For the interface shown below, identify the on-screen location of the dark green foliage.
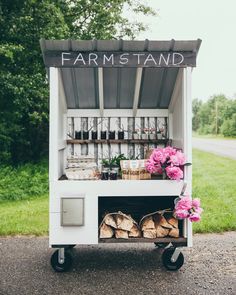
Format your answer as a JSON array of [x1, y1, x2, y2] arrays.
[[192, 98, 202, 131], [221, 114, 236, 137], [0, 0, 156, 165], [0, 159, 48, 201], [101, 153, 128, 168], [192, 95, 236, 137]]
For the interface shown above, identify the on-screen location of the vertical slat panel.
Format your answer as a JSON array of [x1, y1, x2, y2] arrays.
[[66, 114, 169, 163], [81, 117, 88, 155], [128, 117, 134, 158], [120, 117, 127, 156], [88, 117, 94, 157], [140, 117, 144, 158], [117, 117, 121, 155], [93, 117, 98, 162], [73, 118, 80, 156]]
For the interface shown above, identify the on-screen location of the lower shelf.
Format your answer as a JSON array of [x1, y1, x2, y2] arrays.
[[99, 237, 187, 245]]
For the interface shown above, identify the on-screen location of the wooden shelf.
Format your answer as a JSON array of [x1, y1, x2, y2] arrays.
[[99, 237, 187, 245], [67, 139, 169, 145]]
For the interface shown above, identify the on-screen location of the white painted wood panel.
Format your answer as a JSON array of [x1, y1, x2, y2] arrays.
[[67, 109, 169, 118], [183, 67, 193, 247], [49, 67, 59, 181]]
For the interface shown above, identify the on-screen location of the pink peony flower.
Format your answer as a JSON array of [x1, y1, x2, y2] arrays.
[[163, 146, 177, 158], [175, 196, 203, 222], [169, 151, 186, 166], [145, 158, 163, 174], [151, 148, 165, 164], [156, 165, 163, 174], [189, 212, 201, 222], [194, 206, 203, 214], [165, 166, 183, 181], [175, 209, 189, 219], [145, 159, 157, 174], [175, 196, 192, 211], [192, 198, 201, 208]]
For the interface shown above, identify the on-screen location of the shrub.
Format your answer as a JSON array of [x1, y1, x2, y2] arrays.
[[0, 160, 48, 201], [221, 114, 236, 137]]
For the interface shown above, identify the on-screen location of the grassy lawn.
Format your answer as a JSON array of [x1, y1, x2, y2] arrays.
[[0, 195, 48, 235], [0, 150, 236, 235], [192, 149, 236, 233]]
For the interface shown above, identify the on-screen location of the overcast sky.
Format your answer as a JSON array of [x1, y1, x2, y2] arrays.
[[134, 0, 236, 101]]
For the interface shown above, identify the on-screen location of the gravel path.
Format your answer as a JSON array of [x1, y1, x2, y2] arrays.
[[0, 232, 236, 295], [192, 138, 236, 160]]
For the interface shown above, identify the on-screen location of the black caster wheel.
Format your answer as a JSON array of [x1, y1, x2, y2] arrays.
[[50, 250, 73, 272], [67, 245, 76, 249], [154, 243, 166, 248], [162, 247, 184, 271]]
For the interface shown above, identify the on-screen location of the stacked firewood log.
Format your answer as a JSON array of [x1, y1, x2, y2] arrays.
[[140, 212, 179, 238], [99, 212, 141, 239], [99, 210, 179, 239]]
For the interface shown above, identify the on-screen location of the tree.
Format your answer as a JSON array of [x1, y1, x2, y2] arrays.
[[192, 98, 202, 131], [0, 0, 156, 164], [192, 94, 236, 137], [221, 114, 236, 137]]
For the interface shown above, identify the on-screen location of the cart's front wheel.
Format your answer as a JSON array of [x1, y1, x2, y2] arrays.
[[154, 243, 166, 248], [162, 247, 184, 271], [50, 249, 73, 272]]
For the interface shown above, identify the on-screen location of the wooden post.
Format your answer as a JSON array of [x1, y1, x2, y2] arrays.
[[49, 67, 59, 181], [183, 66, 193, 247]]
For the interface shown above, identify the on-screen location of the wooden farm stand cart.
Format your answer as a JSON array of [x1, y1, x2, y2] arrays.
[[40, 39, 201, 272]]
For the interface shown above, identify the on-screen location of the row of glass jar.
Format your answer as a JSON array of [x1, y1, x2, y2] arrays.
[[101, 167, 119, 180], [75, 130, 125, 140], [74, 130, 164, 140]]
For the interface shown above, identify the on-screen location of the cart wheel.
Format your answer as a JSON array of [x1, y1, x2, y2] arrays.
[[154, 243, 166, 248], [50, 250, 73, 272], [67, 244, 76, 249], [162, 247, 184, 271]]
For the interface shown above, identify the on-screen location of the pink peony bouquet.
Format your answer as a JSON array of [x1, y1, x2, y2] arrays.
[[145, 146, 189, 180], [174, 196, 203, 222]]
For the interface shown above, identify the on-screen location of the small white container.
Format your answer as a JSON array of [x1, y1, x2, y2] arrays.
[[141, 133, 148, 140], [149, 133, 156, 140], [133, 133, 139, 139]]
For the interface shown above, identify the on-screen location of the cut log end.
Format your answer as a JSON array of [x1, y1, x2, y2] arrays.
[[141, 216, 155, 231], [167, 217, 178, 229], [143, 229, 156, 239], [115, 229, 129, 239], [129, 224, 142, 238], [155, 225, 169, 237], [100, 223, 114, 238], [154, 214, 173, 229], [115, 213, 134, 231], [104, 214, 117, 229], [169, 228, 179, 238]]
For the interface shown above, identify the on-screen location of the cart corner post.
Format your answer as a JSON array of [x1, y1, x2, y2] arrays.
[[49, 67, 59, 182], [183, 66, 193, 247]]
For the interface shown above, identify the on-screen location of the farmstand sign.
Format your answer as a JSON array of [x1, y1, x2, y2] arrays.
[[44, 51, 197, 68]]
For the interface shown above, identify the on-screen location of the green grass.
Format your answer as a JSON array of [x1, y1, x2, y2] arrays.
[[192, 149, 236, 233], [0, 195, 48, 235], [0, 159, 49, 235], [0, 151, 236, 235]]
